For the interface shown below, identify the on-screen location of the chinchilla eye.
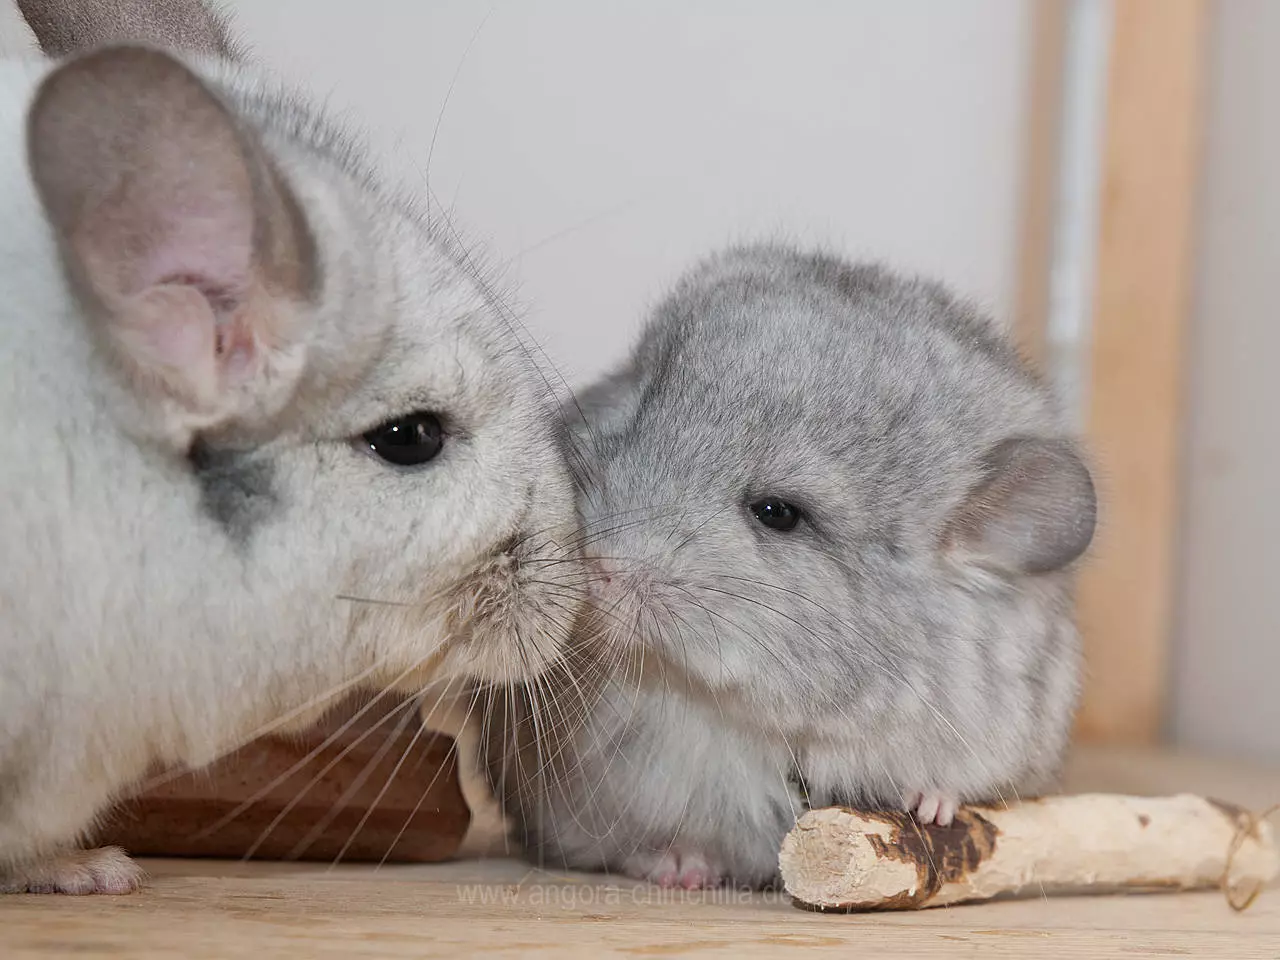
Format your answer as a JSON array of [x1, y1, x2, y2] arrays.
[[750, 497, 801, 532], [362, 412, 444, 467]]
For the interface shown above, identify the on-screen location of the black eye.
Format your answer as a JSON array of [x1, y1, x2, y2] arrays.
[[750, 497, 801, 532], [362, 412, 444, 467]]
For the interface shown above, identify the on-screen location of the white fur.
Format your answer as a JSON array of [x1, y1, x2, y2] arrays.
[[0, 50, 582, 885]]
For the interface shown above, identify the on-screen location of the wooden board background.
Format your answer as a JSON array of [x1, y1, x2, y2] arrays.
[[1072, 0, 1208, 743]]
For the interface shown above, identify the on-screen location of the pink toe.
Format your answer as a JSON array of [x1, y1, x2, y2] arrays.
[[937, 798, 958, 826], [3, 847, 144, 896], [916, 795, 941, 824], [626, 850, 723, 889], [679, 867, 721, 889]]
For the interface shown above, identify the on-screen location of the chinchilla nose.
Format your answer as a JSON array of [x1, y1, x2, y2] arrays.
[[584, 556, 653, 602], [585, 558, 616, 599]]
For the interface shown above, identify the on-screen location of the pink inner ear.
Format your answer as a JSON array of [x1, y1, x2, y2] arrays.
[[70, 193, 259, 401], [111, 283, 223, 404], [91, 194, 256, 307], [214, 312, 259, 381], [29, 45, 311, 419]]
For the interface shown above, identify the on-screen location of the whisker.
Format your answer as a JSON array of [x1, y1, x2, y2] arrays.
[[285, 699, 422, 862], [191, 663, 429, 844]]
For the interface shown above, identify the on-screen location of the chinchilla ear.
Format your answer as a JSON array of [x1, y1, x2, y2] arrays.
[[27, 45, 316, 429], [941, 437, 1097, 575], [566, 360, 647, 434], [16, 0, 245, 60]]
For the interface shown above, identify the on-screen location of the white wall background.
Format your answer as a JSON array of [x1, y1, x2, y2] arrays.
[[1172, 0, 1280, 764], [0, 0, 1035, 389], [213, 0, 1034, 386]]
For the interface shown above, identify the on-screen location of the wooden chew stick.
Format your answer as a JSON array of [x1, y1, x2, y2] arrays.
[[779, 794, 1278, 912]]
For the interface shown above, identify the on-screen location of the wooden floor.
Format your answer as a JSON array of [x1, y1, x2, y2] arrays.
[[5, 745, 1280, 959]]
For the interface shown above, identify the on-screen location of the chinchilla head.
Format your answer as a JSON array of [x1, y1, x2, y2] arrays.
[[18, 0, 585, 691], [570, 244, 1095, 754]]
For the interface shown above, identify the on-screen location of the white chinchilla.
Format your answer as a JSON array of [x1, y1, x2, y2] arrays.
[[0, 1, 583, 893]]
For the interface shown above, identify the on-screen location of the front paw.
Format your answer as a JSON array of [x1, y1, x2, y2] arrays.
[[1, 846, 144, 895], [621, 848, 724, 890], [902, 791, 959, 827]]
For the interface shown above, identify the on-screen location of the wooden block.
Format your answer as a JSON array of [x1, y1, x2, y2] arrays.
[[94, 693, 470, 863]]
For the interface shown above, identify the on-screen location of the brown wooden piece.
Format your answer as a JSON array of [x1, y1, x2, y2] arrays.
[[94, 693, 469, 863]]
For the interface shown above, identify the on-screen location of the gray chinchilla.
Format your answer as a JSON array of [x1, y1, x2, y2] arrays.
[[485, 243, 1095, 889]]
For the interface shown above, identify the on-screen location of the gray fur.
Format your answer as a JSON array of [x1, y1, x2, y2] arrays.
[[188, 440, 279, 543], [488, 244, 1095, 888]]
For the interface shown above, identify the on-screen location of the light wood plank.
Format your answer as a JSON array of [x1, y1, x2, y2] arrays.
[[4, 864, 1277, 960], [1075, 0, 1208, 743]]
